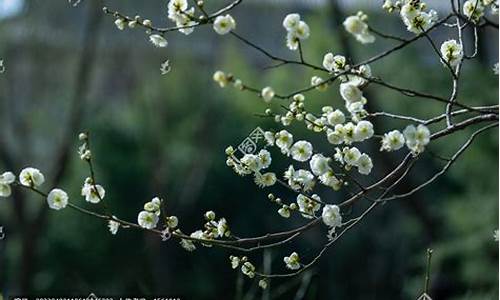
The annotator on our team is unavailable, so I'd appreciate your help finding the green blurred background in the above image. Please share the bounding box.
[0,0,498,299]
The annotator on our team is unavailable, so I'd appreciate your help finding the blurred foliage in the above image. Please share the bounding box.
[0,0,498,299]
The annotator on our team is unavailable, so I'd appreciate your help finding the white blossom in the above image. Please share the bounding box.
[309,154,331,176]
[343,15,367,35]
[114,18,126,30]
[354,120,374,141]
[319,170,342,190]
[254,172,277,188]
[284,166,315,191]
[108,217,120,235]
[166,216,178,229]
[0,172,15,197]
[340,82,363,103]
[323,53,347,72]
[213,14,236,35]
[144,201,161,215]
[290,140,313,162]
[259,279,268,290]
[380,130,405,151]
[403,124,431,154]
[261,86,275,103]
[138,211,159,229]
[440,40,463,67]
[257,149,272,169]
[343,13,375,44]
[278,205,291,218]
[283,252,301,270]
[241,261,256,278]
[283,13,309,50]
[241,154,261,172]
[174,7,197,35]
[149,34,168,48]
[296,194,321,218]
[19,167,45,187]
[326,127,344,145]
[213,70,228,87]
[311,76,328,91]
[326,109,345,126]
[283,13,301,30]
[400,3,438,34]
[217,218,230,237]
[190,230,210,245]
[463,0,485,22]
[356,154,373,175]
[348,64,372,86]
[275,130,293,153]
[230,255,240,269]
[47,188,69,210]
[286,32,299,50]
[168,0,188,22]
[344,147,361,166]
[322,204,342,228]
[264,131,275,145]
[294,21,310,40]
[180,238,196,251]
[128,20,137,28]
[342,122,357,144]
[81,180,105,203]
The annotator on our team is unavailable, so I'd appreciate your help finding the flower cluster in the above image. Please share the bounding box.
[323,54,372,121]
[380,124,431,154]
[167,0,197,35]
[463,0,498,22]
[177,210,230,251]
[0,167,72,211]
[343,11,375,44]
[282,13,310,50]
[77,132,91,161]
[212,70,245,91]
[225,147,277,188]
[334,147,373,175]
[385,0,438,34]
[111,12,169,48]
[403,124,431,154]
[230,255,256,278]
[296,194,321,218]
[0,59,5,73]
[137,197,162,229]
[5,0,493,288]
